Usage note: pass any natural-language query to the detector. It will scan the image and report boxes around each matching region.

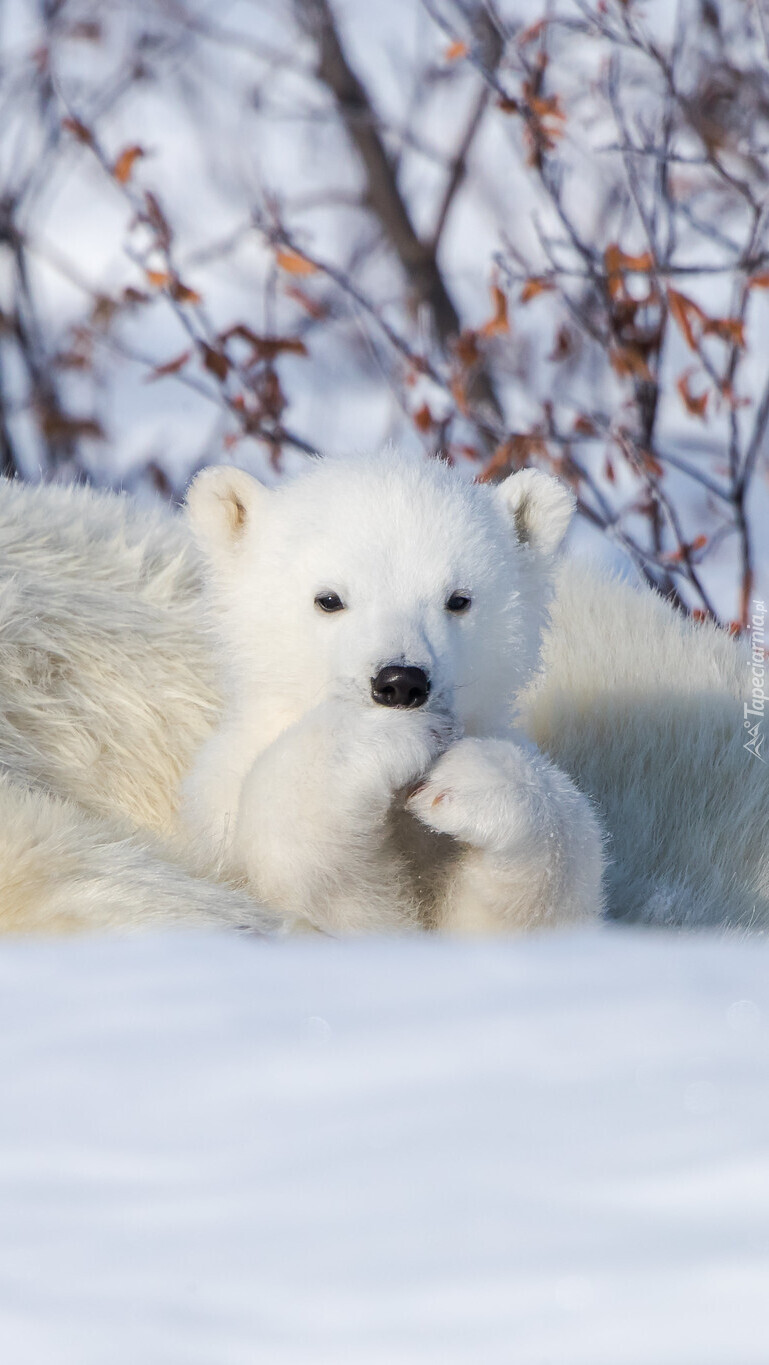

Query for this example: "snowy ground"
[0,927,767,1364]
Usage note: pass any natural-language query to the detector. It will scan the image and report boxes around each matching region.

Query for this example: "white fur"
[521,561,769,928]
[0,477,276,934]
[0,770,263,934]
[182,453,602,934]
[0,454,764,934]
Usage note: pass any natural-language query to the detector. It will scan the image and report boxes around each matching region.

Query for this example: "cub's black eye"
[446,591,472,614]
[314,591,345,613]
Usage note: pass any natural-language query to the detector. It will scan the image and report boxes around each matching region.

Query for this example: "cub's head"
[186,452,573,737]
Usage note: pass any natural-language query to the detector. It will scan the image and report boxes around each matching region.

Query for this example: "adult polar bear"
[0,450,763,933]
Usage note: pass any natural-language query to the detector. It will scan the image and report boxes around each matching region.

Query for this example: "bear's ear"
[496,468,575,556]
[185,466,267,558]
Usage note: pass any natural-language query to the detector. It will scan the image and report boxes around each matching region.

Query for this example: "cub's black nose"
[371,665,430,709]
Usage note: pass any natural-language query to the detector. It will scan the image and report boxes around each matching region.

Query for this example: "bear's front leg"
[406,737,604,932]
[233,700,456,935]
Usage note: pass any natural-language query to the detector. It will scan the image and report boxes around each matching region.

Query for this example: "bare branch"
[294,0,503,430]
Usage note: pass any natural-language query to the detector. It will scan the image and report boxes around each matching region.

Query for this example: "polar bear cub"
[182,452,604,934]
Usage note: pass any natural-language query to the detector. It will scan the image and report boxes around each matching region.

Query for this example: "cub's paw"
[353,706,460,795]
[405,737,538,851]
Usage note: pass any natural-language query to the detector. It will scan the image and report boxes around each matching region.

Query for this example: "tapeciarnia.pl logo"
[744,599,766,762]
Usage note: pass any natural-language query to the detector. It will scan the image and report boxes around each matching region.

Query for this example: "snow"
[0,925,767,1364]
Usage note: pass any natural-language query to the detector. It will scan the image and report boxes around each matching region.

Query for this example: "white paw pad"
[405,738,521,848]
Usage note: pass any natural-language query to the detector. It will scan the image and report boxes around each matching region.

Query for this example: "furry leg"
[231,700,457,934]
[0,772,275,934]
[407,737,604,932]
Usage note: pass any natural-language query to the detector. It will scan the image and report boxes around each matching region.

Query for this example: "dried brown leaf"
[479,284,509,338]
[250,336,308,361]
[284,284,328,320]
[90,295,118,328]
[453,329,480,369]
[219,325,307,361]
[145,269,172,290]
[39,411,103,441]
[521,276,554,304]
[667,289,705,351]
[201,345,231,381]
[145,350,192,382]
[67,20,102,41]
[573,414,597,436]
[143,192,172,251]
[517,19,547,46]
[477,434,547,482]
[53,349,91,371]
[639,449,664,477]
[276,248,318,277]
[113,144,145,184]
[609,343,652,381]
[450,373,469,415]
[122,286,150,306]
[170,280,202,305]
[676,369,709,419]
[667,533,708,563]
[549,325,575,362]
[529,94,565,123]
[604,245,655,309]
[62,116,93,146]
[702,316,745,347]
[444,39,468,61]
[413,403,434,432]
